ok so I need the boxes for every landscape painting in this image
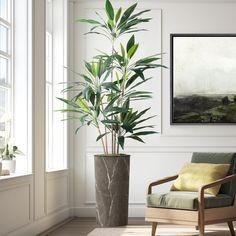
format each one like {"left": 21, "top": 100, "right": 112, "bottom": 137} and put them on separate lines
{"left": 171, "top": 34, "right": 236, "bottom": 124}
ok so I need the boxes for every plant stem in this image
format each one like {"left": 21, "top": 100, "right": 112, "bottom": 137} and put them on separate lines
{"left": 97, "top": 126, "right": 106, "bottom": 154}
{"left": 111, "top": 38, "right": 115, "bottom": 154}
{"left": 101, "top": 103, "right": 108, "bottom": 154}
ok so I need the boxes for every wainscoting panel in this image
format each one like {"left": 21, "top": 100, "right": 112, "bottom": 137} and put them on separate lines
{"left": 46, "top": 171, "right": 69, "bottom": 214}
{"left": 0, "top": 178, "right": 32, "bottom": 235}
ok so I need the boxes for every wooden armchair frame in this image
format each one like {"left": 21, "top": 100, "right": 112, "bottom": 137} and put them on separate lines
{"left": 145, "top": 173, "right": 236, "bottom": 236}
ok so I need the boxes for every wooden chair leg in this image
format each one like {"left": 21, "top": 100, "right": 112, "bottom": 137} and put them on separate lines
{"left": 151, "top": 222, "right": 158, "bottom": 236}
{"left": 199, "top": 223, "right": 205, "bottom": 236}
{"left": 228, "top": 221, "right": 235, "bottom": 236}
{"left": 198, "top": 204, "right": 205, "bottom": 236}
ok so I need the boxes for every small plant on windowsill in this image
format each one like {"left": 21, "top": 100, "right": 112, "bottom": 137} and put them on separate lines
{"left": 1, "top": 143, "right": 23, "bottom": 174}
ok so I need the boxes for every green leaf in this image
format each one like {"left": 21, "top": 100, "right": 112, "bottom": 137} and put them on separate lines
{"left": 133, "top": 131, "right": 157, "bottom": 136}
{"left": 115, "top": 7, "right": 122, "bottom": 23}
{"left": 78, "top": 19, "right": 101, "bottom": 25}
{"left": 127, "top": 44, "right": 139, "bottom": 59}
{"left": 79, "top": 74, "right": 93, "bottom": 84}
{"left": 125, "top": 74, "right": 139, "bottom": 88}
{"left": 133, "top": 115, "right": 156, "bottom": 126}
{"left": 120, "top": 43, "right": 125, "bottom": 58}
{"left": 129, "top": 9, "right": 151, "bottom": 20}
{"left": 101, "top": 119, "right": 120, "bottom": 124}
{"left": 133, "top": 69, "right": 144, "bottom": 80}
{"left": 118, "top": 136, "right": 125, "bottom": 149}
{"left": 104, "top": 94, "right": 120, "bottom": 111}
{"left": 96, "top": 132, "right": 109, "bottom": 142}
{"left": 57, "top": 97, "right": 80, "bottom": 109}
{"left": 118, "top": 3, "right": 138, "bottom": 28}
{"left": 126, "top": 35, "right": 135, "bottom": 53}
{"left": 128, "top": 78, "right": 151, "bottom": 92}
{"left": 108, "top": 19, "right": 114, "bottom": 31}
{"left": 75, "top": 125, "right": 84, "bottom": 134}
{"left": 133, "top": 125, "right": 155, "bottom": 131}
{"left": 135, "top": 56, "right": 160, "bottom": 65}
{"left": 91, "top": 63, "right": 96, "bottom": 77}
{"left": 105, "top": 0, "right": 114, "bottom": 20}
{"left": 56, "top": 109, "right": 82, "bottom": 113}
{"left": 105, "top": 106, "right": 128, "bottom": 114}
{"left": 102, "top": 82, "right": 121, "bottom": 92}
{"left": 85, "top": 61, "right": 92, "bottom": 74}
{"left": 127, "top": 135, "right": 145, "bottom": 143}
{"left": 78, "top": 97, "right": 89, "bottom": 110}
{"left": 80, "top": 115, "right": 88, "bottom": 125}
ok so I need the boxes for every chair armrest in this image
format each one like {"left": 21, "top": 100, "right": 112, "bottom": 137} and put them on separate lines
{"left": 147, "top": 175, "right": 178, "bottom": 194}
{"left": 198, "top": 173, "right": 236, "bottom": 206}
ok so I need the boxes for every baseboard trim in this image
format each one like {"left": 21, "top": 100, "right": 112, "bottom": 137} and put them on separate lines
{"left": 37, "top": 217, "right": 73, "bottom": 236}
{"left": 74, "top": 206, "right": 146, "bottom": 217}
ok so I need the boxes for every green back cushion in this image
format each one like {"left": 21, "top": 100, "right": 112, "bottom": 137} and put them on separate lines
{"left": 191, "top": 152, "right": 236, "bottom": 196}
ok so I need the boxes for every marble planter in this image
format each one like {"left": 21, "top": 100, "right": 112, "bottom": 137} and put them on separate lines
{"left": 94, "top": 154, "right": 130, "bottom": 227}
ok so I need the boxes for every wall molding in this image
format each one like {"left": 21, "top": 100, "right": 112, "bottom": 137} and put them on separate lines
{"left": 7, "top": 207, "right": 71, "bottom": 236}
{"left": 86, "top": 146, "right": 236, "bottom": 154}
{"left": 74, "top": 206, "right": 146, "bottom": 218}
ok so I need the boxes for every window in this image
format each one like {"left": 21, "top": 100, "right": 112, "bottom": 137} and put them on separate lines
{"left": 0, "top": 0, "right": 12, "bottom": 147}
{"left": 0, "top": 0, "right": 32, "bottom": 174}
{"left": 46, "top": 0, "right": 67, "bottom": 171}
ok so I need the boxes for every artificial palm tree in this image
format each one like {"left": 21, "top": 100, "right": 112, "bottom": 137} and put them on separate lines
{"left": 58, "top": 0, "right": 165, "bottom": 226}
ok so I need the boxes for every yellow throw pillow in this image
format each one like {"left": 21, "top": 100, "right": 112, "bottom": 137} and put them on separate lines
{"left": 171, "top": 162, "right": 230, "bottom": 196}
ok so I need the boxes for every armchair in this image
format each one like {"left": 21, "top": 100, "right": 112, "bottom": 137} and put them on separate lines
{"left": 145, "top": 152, "right": 236, "bottom": 236}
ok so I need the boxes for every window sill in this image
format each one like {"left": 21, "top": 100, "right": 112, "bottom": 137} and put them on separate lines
{"left": 46, "top": 168, "right": 69, "bottom": 174}
{"left": 0, "top": 172, "right": 32, "bottom": 181}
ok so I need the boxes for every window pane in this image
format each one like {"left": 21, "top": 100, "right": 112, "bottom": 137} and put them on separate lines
{"left": 0, "top": 87, "right": 8, "bottom": 116}
{"left": 0, "top": 57, "right": 7, "bottom": 83}
{"left": 0, "top": 24, "right": 8, "bottom": 52}
{"left": 0, "top": 87, "right": 8, "bottom": 136}
{"left": 0, "top": 0, "right": 7, "bottom": 20}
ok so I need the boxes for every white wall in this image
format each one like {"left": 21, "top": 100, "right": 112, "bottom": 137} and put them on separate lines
{"left": 72, "top": 0, "right": 236, "bottom": 217}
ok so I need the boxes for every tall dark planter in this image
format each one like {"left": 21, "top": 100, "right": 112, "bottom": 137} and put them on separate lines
{"left": 94, "top": 154, "right": 130, "bottom": 227}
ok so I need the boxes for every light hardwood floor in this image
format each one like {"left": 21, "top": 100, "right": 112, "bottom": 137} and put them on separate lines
{"left": 39, "top": 218, "right": 235, "bottom": 236}
{"left": 39, "top": 218, "right": 148, "bottom": 236}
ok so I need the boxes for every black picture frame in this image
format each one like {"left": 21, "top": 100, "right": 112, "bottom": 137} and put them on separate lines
{"left": 170, "top": 33, "right": 236, "bottom": 125}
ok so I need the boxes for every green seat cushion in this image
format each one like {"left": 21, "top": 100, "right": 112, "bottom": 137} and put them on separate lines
{"left": 147, "top": 191, "right": 233, "bottom": 210}
{"left": 191, "top": 152, "right": 236, "bottom": 197}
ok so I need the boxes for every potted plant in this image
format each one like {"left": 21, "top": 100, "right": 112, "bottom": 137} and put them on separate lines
{"left": 58, "top": 0, "right": 165, "bottom": 226}
{"left": 1, "top": 144, "right": 22, "bottom": 173}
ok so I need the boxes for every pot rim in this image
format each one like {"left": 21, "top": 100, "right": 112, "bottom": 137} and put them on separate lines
{"left": 94, "top": 154, "right": 130, "bottom": 157}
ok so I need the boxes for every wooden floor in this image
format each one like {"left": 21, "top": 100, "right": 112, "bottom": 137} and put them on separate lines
{"left": 40, "top": 218, "right": 148, "bottom": 236}
{"left": 39, "top": 218, "right": 235, "bottom": 236}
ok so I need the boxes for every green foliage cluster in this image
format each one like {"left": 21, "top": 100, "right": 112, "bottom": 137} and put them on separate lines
{"left": 1, "top": 144, "right": 20, "bottom": 160}
{"left": 58, "top": 0, "right": 165, "bottom": 154}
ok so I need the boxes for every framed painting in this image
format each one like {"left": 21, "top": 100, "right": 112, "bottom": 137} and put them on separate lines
{"left": 170, "top": 34, "right": 236, "bottom": 124}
